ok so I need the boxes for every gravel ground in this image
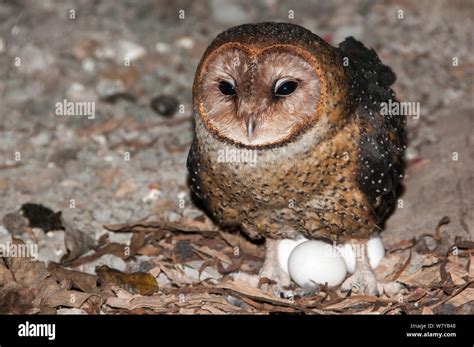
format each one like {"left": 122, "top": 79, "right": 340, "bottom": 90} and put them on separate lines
{"left": 0, "top": 0, "right": 472, "bottom": 314}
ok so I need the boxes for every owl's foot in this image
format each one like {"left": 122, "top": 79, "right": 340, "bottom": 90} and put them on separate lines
{"left": 258, "top": 238, "right": 293, "bottom": 297}
{"left": 340, "top": 241, "right": 401, "bottom": 296}
{"left": 341, "top": 273, "right": 402, "bottom": 296}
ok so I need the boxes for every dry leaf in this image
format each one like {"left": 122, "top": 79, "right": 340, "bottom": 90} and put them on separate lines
{"left": 60, "top": 217, "right": 96, "bottom": 264}
{"left": 446, "top": 287, "right": 474, "bottom": 307}
{"left": 48, "top": 262, "right": 99, "bottom": 293}
{"left": 96, "top": 265, "right": 158, "bottom": 295}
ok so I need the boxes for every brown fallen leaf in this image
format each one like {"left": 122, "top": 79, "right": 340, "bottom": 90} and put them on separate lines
{"left": 192, "top": 244, "right": 232, "bottom": 265}
{"left": 469, "top": 255, "right": 474, "bottom": 279}
{"left": 217, "top": 258, "right": 243, "bottom": 274}
{"left": 48, "top": 262, "right": 99, "bottom": 293}
{"left": 386, "top": 239, "right": 416, "bottom": 253}
{"left": 66, "top": 243, "right": 130, "bottom": 267}
{"left": 398, "top": 264, "right": 441, "bottom": 287}
{"left": 421, "top": 306, "right": 434, "bottom": 314}
{"left": 60, "top": 216, "right": 96, "bottom": 264}
{"left": 96, "top": 265, "right": 158, "bottom": 296}
{"left": 389, "top": 250, "right": 412, "bottom": 281}
{"left": 0, "top": 263, "right": 35, "bottom": 314}
{"left": 445, "top": 256, "right": 469, "bottom": 285}
{"left": 446, "top": 287, "right": 474, "bottom": 307}
{"left": 219, "top": 231, "right": 264, "bottom": 259}
{"left": 104, "top": 217, "right": 219, "bottom": 238}
{"left": 2, "top": 238, "right": 101, "bottom": 312}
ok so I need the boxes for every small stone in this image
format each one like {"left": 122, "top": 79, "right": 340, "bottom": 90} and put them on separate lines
{"left": 156, "top": 272, "right": 171, "bottom": 287}
{"left": 155, "top": 42, "right": 171, "bottom": 54}
{"left": 116, "top": 40, "right": 146, "bottom": 62}
{"left": 82, "top": 58, "right": 95, "bottom": 73}
{"left": 96, "top": 78, "right": 126, "bottom": 99}
{"left": 150, "top": 94, "right": 179, "bottom": 117}
{"left": 49, "top": 148, "right": 78, "bottom": 167}
{"left": 176, "top": 37, "right": 194, "bottom": 50}
{"left": 175, "top": 240, "right": 194, "bottom": 261}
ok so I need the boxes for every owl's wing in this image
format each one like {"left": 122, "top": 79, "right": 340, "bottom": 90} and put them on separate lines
{"left": 186, "top": 137, "right": 203, "bottom": 200}
{"left": 338, "top": 37, "right": 406, "bottom": 223}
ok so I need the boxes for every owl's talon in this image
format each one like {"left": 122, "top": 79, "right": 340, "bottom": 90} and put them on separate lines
{"left": 341, "top": 270, "right": 402, "bottom": 297}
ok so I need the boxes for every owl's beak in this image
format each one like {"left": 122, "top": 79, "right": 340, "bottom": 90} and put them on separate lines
{"left": 246, "top": 118, "right": 256, "bottom": 140}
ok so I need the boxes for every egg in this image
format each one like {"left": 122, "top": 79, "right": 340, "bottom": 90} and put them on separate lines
{"left": 277, "top": 238, "right": 307, "bottom": 275}
{"left": 288, "top": 240, "right": 347, "bottom": 288}
{"left": 340, "top": 235, "right": 385, "bottom": 274}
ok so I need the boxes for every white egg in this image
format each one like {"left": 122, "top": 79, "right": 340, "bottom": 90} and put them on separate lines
{"left": 277, "top": 238, "right": 307, "bottom": 275}
{"left": 288, "top": 240, "right": 347, "bottom": 288}
{"left": 340, "top": 235, "right": 385, "bottom": 274}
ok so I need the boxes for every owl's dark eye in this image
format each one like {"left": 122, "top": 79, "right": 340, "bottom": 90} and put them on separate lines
{"left": 218, "top": 81, "right": 236, "bottom": 96}
{"left": 274, "top": 80, "right": 298, "bottom": 97}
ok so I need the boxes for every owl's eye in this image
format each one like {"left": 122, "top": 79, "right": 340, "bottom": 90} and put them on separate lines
{"left": 218, "top": 80, "right": 236, "bottom": 96}
{"left": 274, "top": 79, "right": 298, "bottom": 97}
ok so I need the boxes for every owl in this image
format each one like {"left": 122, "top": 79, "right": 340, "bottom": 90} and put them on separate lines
{"left": 187, "top": 22, "right": 406, "bottom": 296}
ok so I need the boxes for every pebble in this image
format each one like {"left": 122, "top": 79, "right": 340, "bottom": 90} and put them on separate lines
{"left": 96, "top": 78, "right": 126, "bottom": 99}
{"left": 150, "top": 94, "right": 179, "bottom": 117}
{"left": 176, "top": 37, "right": 194, "bottom": 50}
{"left": 155, "top": 42, "right": 171, "bottom": 54}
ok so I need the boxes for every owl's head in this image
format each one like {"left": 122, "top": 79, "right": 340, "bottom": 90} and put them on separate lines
{"left": 193, "top": 22, "right": 347, "bottom": 148}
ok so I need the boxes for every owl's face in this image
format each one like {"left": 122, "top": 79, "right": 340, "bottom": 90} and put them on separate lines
{"left": 195, "top": 43, "right": 321, "bottom": 147}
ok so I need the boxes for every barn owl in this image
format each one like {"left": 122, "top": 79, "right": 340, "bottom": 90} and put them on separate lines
{"left": 187, "top": 22, "right": 406, "bottom": 296}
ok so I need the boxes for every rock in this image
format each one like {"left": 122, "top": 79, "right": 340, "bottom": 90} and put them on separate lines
{"left": 116, "top": 40, "right": 146, "bottom": 62}
{"left": 95, "top": 40, "right": 146, "bottom": 63}
{"left": 155, "top": 42, "right": 171, "bottom": 54}
{"left": 150, "top": 94, "right": 179, "bottom": 117}
{"left": 156, "top": 272, "right": 171, "bottom": 287}
{"left": 66, "top": 82, "right": 97, "bottom": 102}
{"left": 96, "top": 78, "right": 126, "bottom": 100}
{"left": 176, "top": 37, "right": 194, "bottom": 50}
{"left": 49, "top": 148, "right": 78, "bottom": 167}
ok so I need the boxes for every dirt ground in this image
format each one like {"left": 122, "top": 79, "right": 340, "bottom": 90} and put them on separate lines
{"left": 0, "top": 0, "right": 472, "bottom": 315}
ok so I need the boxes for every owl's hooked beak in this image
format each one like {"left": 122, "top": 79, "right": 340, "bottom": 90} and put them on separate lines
{"left": 246, "top": 118, "right": 256, "bottom": 140}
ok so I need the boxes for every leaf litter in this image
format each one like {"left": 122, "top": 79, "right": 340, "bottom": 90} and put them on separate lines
{"left": 1, "top": 205, "right": 472, "bottom": 315}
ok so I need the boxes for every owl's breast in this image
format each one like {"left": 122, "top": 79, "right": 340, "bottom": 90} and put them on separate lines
{"left": 189, "top": 115, "right": 376, "bottom": 241}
